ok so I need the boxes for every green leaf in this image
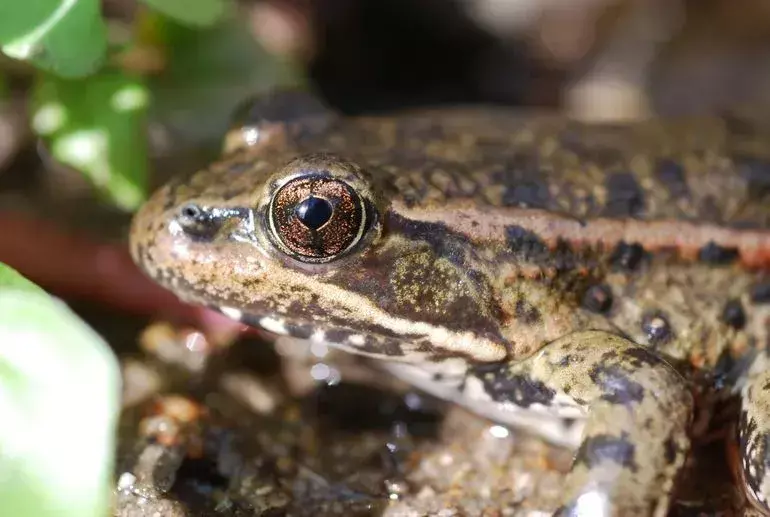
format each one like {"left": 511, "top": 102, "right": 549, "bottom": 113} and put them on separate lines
{"left": 32, "top": 70, "right": 150, "bottom": 210}
{"left": 150, "top": 16, "right": 301, "bottom": 152}
{"left": 140, "top": 0, "right": 229, "bottom": 27}
{"left": 0, "top": 264, "right": 46, "bottom": 296}
{"left": 0, "top": 264, "right": 121, "bottom": 517}
{"left": 0, "top": 0, "right": 107, "bottom": 78}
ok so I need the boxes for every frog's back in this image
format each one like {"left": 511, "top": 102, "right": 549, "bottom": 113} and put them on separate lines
{"left": 285, "top": 108, "right": 770, "bottom": 230}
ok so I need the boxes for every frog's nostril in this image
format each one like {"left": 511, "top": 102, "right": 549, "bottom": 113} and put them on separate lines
{"left": 174, "top": 203, "right": 221, "bottom": 240}
{"left": 180, "top": 203, "right": 203, "bottom": 220}
{"left": 177, "top": 203, "right": 216, "bottom": 231}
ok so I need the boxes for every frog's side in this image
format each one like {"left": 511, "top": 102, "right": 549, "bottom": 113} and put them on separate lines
{"left": 130, "top": 91, "right": 770, "bottom": 516}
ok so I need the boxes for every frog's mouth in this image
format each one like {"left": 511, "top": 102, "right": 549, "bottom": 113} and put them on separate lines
{"left": 221, "top": 307, "right": 420, "bottom": 360}
{"left": 212, "top": 304, "right": 459, "bottom": 364}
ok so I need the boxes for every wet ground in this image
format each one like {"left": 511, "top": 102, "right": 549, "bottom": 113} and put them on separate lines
{"left": 108, "top": 318, "right": 763, "bottom": 516}
{"left": 112, "top": 324, "right": 571, "bottom": 516}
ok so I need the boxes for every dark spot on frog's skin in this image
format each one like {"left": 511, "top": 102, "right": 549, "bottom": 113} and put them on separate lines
{"left": 713, "top": 347, "right": 758, "bottom": 391}
{"left": 582, "top": 284, "right": 613, "bottom": 314}
{"left": 387, "top": 213, "right": 469, "bottom": 268}
{"left": 402, "top": 194, "right": 419, "bottom": 208}
{"left": 505, "top": 225, "right": 589, "bottom": 274}
{"left": 551, "top": 240, "right": 586, "bottom": 273}
{"left": 735, "top": 155, "right": 770, "bottom": 200}
{"left": 610, "top": 241, "right": 646, "bottom": 271}
{"left": 514, "top": 299, "right": 541, "bottom": 325}
{"left": 501, "top": 180, "right": 551, "bottom": 209}
{"left": 698, "top": 241, "right": 739, "bottom": 265}
{"left": 656, "top": 158, "right": 689, "bottom": 198}
{"left": 589, "top": 363, "right": 645, "bottom": 405}
{"left": 473, "top": 364, "right": 555, "bottom": 407}
{"left": 575, "top": 433, "right": 638, "bottom": 472}
{"left": 663, "top": 436, "right": 679, "bottom": 465}
{"left": 602, "top": 172, "right": 645, "bottom": 218}
{"left": 622, "top": 347, "right": 666, "bottom": 369}
{"left": 505, "top": 225, "right": 549, "bottom": 257}
{"left": 641, "top": 311, "right": 674, "bottom": 345}
{"left": 722, "top": 299, "right": 747, "bottom": 330}
{"left": 495, "top": 155, "right": 552, "bottom": 209}
{"left": 751, "top": 281, "right": 770, "bottom": 304}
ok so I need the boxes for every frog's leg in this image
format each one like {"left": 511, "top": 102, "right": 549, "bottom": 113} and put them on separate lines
{"left": 738, "top": 357, "right": 770, "bottom": 511}
{"left": 470, "top": 330, "right": 693, "bottom": 517}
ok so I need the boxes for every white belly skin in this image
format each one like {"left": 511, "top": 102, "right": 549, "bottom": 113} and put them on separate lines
{"left": 380, "top": 360, "right": 586, "bottom": 449}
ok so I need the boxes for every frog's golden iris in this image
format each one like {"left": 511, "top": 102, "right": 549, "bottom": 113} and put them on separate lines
{"left": 267, "top": 172, "right": 367, "bottom": 263}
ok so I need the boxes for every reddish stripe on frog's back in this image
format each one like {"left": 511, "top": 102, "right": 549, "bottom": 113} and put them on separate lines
{"left": 394, "top": 201, "right": 770, "bottom": 269}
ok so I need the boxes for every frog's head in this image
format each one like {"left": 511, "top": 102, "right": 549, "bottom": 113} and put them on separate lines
{"left": 131, "top": 152, "right": 508, "bottom": 363}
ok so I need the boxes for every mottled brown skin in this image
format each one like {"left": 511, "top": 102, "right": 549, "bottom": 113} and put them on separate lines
{"left": 131, "top": 91, "right": 770, "bottom": 516}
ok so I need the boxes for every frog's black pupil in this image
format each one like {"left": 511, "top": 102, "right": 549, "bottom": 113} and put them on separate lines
{"left": 295, "top": 196, "right": 333, "bottom": 229}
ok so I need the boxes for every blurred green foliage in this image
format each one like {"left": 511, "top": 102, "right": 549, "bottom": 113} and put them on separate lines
{"left": 32, "top": 71, "right": 150, "bottom": 210}
{"left": 0, "top": 0, "right": 107, "bottom": 78}
{"left": 141, "top": 0, "right": 229, "bottom": 27}
{"left": 0, "top": 264, "right": 121, "bottom": 517}
{"left": 0, "top": 0, "right": 297, "bottom": 210}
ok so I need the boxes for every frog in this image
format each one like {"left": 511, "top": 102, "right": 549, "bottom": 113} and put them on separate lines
{"left": 130, "top": 90, "right": 770, "bottom": 516}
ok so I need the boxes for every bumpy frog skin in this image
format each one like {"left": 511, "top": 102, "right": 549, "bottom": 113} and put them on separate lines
{"left": 131, "top": 91, "right": 770, "bottom": 516}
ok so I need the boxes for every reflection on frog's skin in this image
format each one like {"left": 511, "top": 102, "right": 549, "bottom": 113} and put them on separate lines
{"left": 130, "top": 90, "right": 770, "bottom": 516}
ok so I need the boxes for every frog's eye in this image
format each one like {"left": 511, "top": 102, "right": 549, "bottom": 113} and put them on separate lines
{"left": 267, "top": 174, "right": 366, "bottom": 263}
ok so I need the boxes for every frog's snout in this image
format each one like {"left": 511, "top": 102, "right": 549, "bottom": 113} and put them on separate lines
{"left": 129, "top": 184, "right": 178, "bottom": 280}
{"left": 130, "top": 183, "right": 269, "bottom": 304}
{"left": 128, "top": 182, "right": 215, "bottom": 285}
